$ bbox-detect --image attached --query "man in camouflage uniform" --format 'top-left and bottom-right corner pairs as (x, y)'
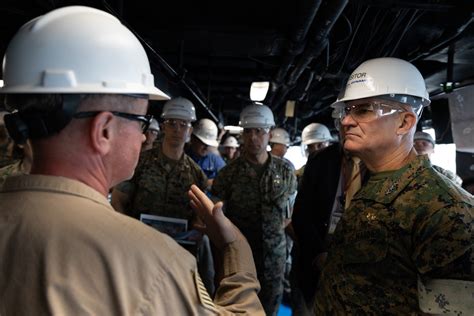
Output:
(315, 57), (473, 314)
(212, 103), (297, 316)
(111, 97), (214, 294)
(112, 97), (207, 220)
(414, 131), (463, 186)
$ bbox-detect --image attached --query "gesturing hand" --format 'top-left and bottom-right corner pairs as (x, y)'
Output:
(188, 185), (239, 249)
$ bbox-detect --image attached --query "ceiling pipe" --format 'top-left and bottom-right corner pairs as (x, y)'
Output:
(409, 15), (473, 63)
(265, 0), (322, 104)
(102, 1), (220, 124)
(270, 0), (349, 111)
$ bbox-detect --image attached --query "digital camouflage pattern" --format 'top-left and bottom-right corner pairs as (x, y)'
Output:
(212, 154), (297, 316)
(314, 155), (473, 315)
(0, 141), (14, 168)
(0, 160), (23, 187)
(119, 143), (207, 221)
(295, 165), (306, 190)
(433, 164), (463, 187)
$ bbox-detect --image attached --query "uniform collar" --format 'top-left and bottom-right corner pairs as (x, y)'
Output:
(2, 174), (111, 208)
(356, 155), (432, 204)
(241, 152), (273, 169)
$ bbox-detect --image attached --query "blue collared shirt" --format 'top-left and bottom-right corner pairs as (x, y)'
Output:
(187, 150), (226, 179)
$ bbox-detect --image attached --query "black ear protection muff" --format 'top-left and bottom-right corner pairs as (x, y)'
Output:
(3, 94), (82, 144)
(4, 112), (29, 144)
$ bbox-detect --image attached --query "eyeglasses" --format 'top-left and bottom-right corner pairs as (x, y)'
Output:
(73, 111), (153, 133)
(243, 127), (270, 136)
(332, 102), (406, 124)
(147, 129), (160, 136)
(163, 119), (191, 129)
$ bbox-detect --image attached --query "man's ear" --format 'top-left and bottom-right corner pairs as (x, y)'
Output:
(397, 111), (417, 136)
(89, 112), (114, 155)
(187, 125), (193, 138)
(185, 126), (193, 143)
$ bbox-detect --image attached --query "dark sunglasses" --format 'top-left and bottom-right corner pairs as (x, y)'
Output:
(73, 111), (153, 133)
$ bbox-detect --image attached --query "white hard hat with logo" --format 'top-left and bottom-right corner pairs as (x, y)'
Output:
(193, 118), (219, 147)
(239, 103), (275, 128)
(0, 6), (168, 100)
(270, 127), (290, 145)
(302, 123), (333, 145)
(222, 136), (239, 148)
(331, 57), (430, 114)
(161, 97), (197, 121)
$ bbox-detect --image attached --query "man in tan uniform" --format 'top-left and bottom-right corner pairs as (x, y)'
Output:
(0, 6), (264, 315)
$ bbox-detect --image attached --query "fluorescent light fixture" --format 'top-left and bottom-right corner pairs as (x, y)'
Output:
(285, 100), (295, 117)
(250, 81), (269, 101)
(224, 125), (243, 133)
(0, 80), (3, 88)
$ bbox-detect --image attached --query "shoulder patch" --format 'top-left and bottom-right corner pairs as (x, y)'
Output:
(193, 270), (218, 313)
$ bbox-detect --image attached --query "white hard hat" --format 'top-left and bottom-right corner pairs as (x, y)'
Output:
(414, 131), (435, 145)
(0, 6), (168, 100)
(149, 118), (160, 132)
(239, 103), (275, 128)
(302, 123), (333, 145)
(193, 118), (219, 147)
(331, 57), (430, 112)
(161, 97), (196, 121)
(270, 127), (290, 145)
(222, 136), (239, 148)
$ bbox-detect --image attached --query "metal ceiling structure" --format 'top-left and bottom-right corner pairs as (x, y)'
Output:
(1, 0), (473, 138)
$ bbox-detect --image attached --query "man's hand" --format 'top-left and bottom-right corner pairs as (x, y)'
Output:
(188, 184), (240, 249)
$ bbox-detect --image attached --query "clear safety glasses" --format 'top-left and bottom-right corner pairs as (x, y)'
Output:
(163, 119), (192, 129)
(243, 127), (271, 136)
(332, 102), (406, 130)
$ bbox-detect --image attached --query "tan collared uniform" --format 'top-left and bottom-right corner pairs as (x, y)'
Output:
(0, 175), (264, 315)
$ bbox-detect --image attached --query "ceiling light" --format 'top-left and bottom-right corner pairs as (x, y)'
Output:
(250, 81), (269, 101)
(224, 125), (243, 134)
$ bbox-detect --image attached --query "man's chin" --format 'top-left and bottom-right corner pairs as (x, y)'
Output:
(343, 140), (361, 154)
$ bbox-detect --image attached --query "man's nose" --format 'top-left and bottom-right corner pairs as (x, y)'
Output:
(341, 113), (356, 126)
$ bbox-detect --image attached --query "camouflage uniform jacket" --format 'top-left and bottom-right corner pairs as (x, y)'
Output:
(211, 154), (297, 270)
(314, 155), (473, 315)
(0, 160), (24, 187)
(0, 142), (14, 168)
(124, 144), (208, 222)
(433, 164), (463, 186)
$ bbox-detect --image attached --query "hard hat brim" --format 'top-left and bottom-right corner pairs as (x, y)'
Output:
(194, 134), (219, 147)
(0, 86), (170, 101)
